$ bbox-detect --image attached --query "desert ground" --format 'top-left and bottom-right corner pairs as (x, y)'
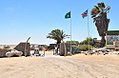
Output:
(0, 51), (119, 78)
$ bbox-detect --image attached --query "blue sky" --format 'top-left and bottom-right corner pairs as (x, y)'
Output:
(0, 0), (118, 45)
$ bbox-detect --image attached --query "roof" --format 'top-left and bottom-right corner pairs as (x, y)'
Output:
(107, 30), (119, 35)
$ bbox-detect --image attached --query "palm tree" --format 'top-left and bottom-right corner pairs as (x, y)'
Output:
(91, 2), (110, 18)
(91, 2), (110, 47)
(47, 29), (69, 54)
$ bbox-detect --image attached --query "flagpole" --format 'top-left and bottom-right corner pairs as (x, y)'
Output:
(70, 18), (72, 41)
(82, 9), (90, 51)
(87, 9), (90, 50)
(70, 17), (72, 54)
(65, 11), (72, 55)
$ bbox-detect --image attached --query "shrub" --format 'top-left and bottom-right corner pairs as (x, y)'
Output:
(78, 45), (93, 51)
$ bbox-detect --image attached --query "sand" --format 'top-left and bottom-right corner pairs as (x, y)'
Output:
(0, 51), (119, 78)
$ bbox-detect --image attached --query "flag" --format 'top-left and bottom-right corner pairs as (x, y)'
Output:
(81, 10), (88, 18)
(65, 11), (71, 19)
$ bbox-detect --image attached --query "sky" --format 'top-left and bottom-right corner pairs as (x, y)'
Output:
(0, 0), (118, 45)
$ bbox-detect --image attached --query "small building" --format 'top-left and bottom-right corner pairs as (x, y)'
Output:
(106, 30), (119, 50)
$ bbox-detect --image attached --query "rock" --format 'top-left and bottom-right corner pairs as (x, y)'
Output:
(6, 49), (23, 57)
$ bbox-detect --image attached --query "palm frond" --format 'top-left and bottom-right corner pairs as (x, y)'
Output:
(47, 29), (68, 44)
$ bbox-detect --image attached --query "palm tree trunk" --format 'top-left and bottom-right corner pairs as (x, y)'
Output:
(101, 36), (106, 47)
(55, 44), (60, 55)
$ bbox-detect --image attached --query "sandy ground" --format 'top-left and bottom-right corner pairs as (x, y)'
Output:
(0, 51), (119, 78)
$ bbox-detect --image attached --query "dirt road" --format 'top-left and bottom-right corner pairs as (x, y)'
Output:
(0, 52), (119, 78)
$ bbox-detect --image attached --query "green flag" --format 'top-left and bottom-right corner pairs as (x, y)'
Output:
(65, 11), (71, 19)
